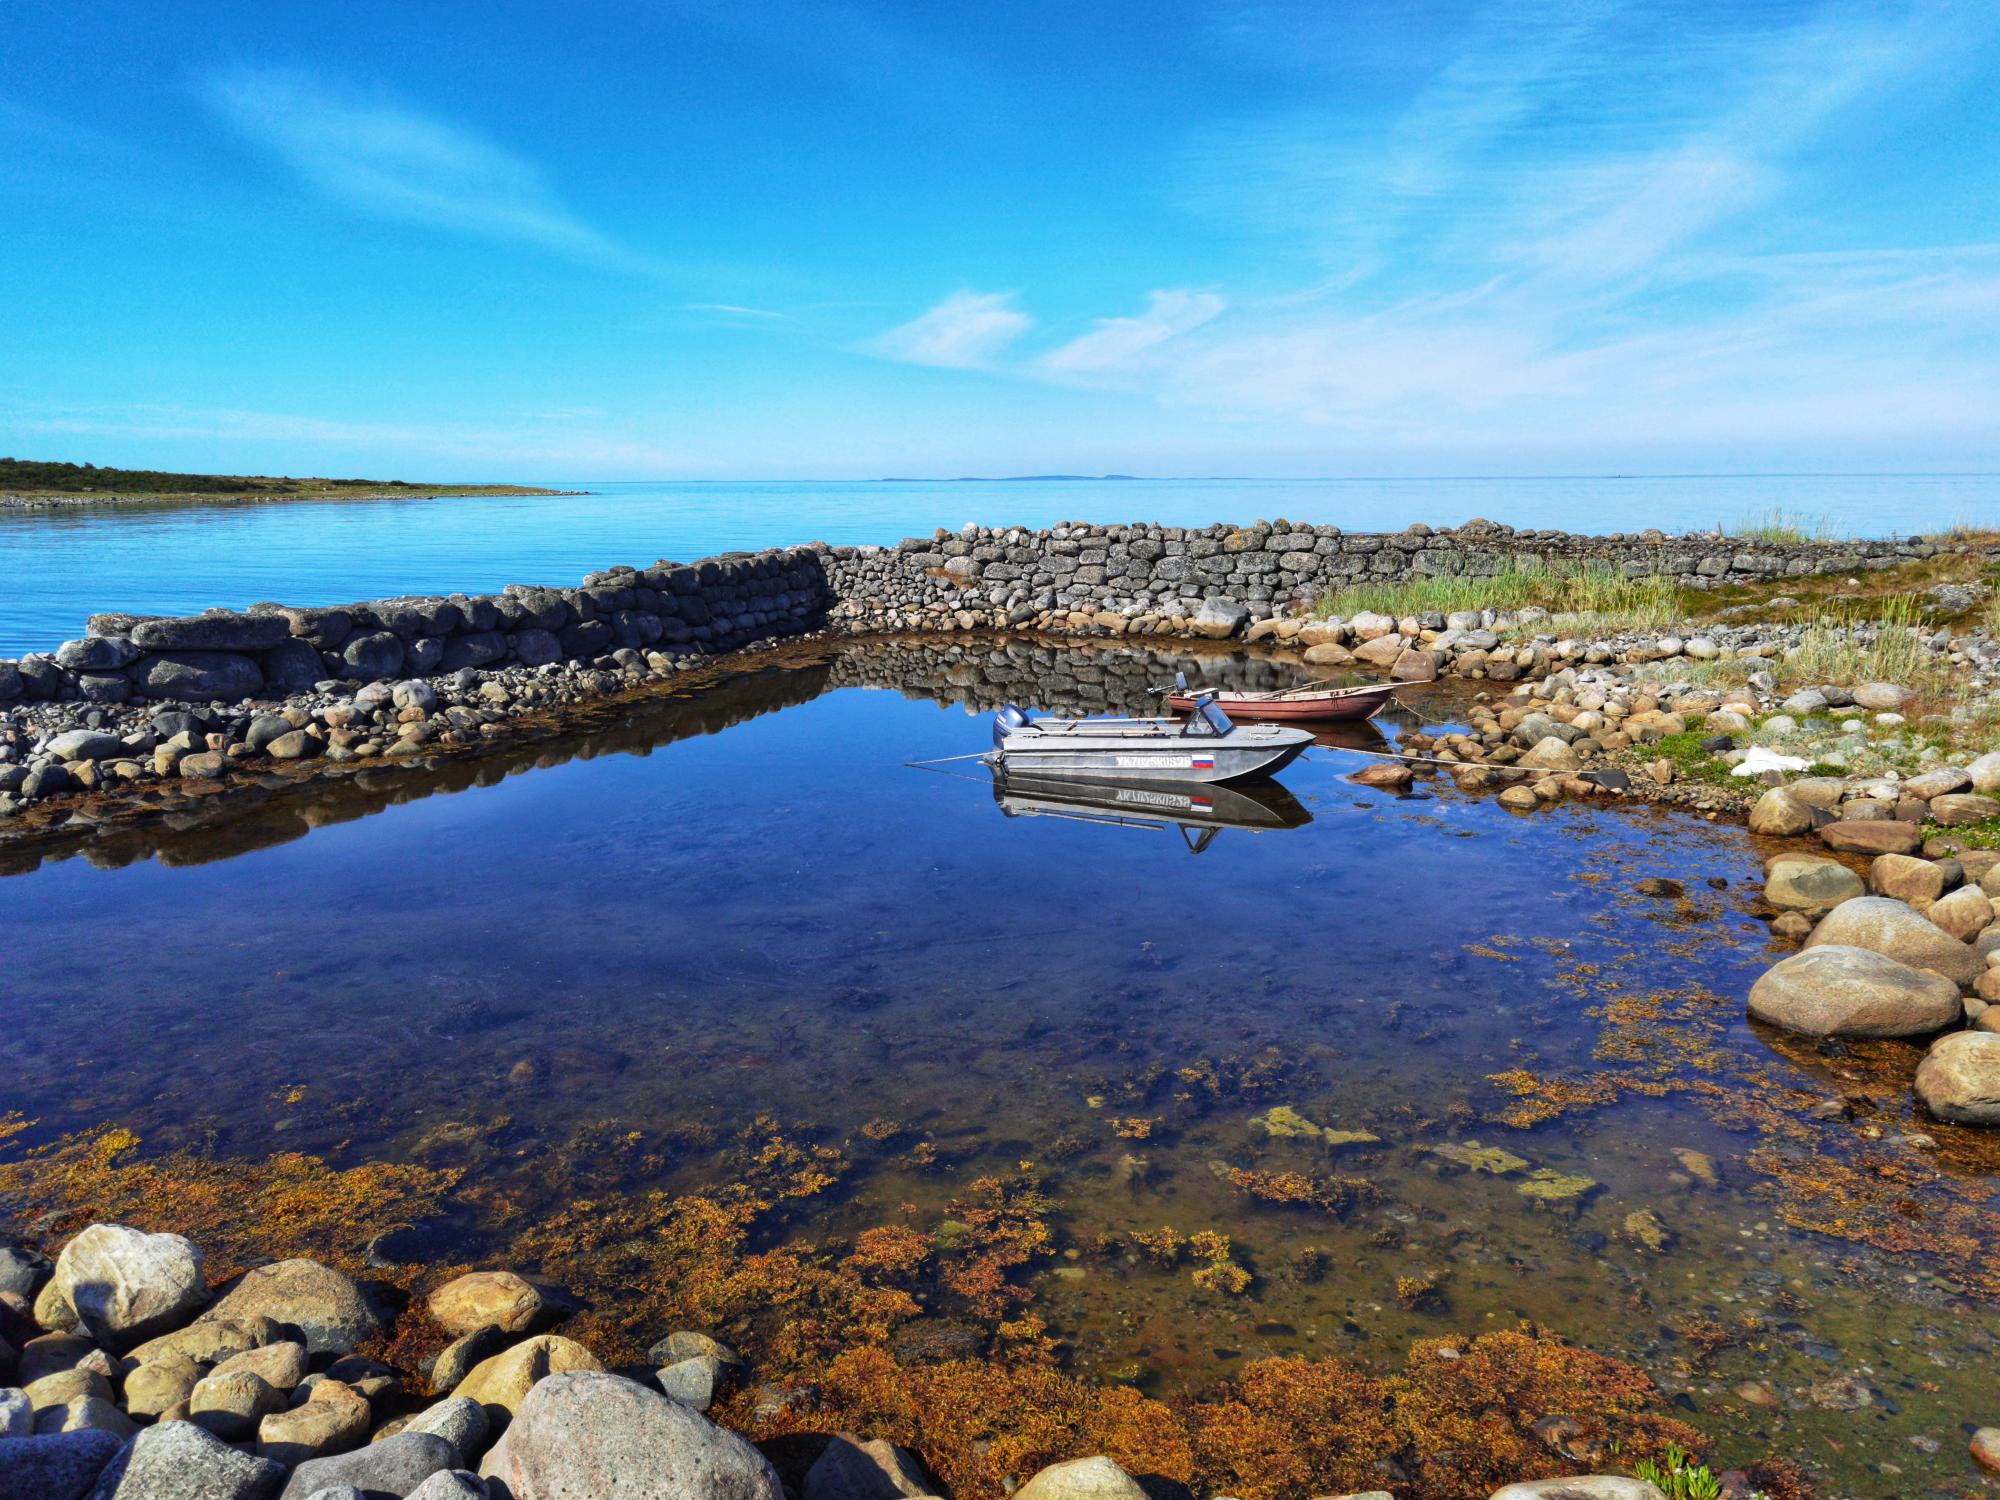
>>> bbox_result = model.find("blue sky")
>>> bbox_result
[3,1,1999,479]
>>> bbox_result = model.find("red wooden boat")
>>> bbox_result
[1161,677,1400,723]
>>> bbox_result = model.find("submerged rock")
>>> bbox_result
[1517,1169,1598,1203]
[1430,1142,1529,1174]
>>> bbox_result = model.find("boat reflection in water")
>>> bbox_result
[990,772,1311,854]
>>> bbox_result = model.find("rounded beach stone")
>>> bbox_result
[1972,1425,2000,1471]
[189,1368,283,1440]
[1749,946,1963,1037]
[1931,792,2000,826]
[122,1354,201,1420]
[1805,896,1981,985]
[201,1260,380,1355]
[35,1394,134,1442]
[394,1394,489,1466]
[804,1433,932,1500]
[1488,1480,1667,1500]
[211,1339,309,1391]
[256,1377,371,1467]
[1870,853,1948,907]
[476,1371,781,1500]
[1916,1031,2000,1125]
[1764,853,1863,913]
[427,1271,543,1337]
[1819,820,1924,856]
[452,1334,602,1426]
[1013,1456,1148,1500]
[1748,787,1813,836]
[1930,885,1996,943]
[46,1225,207,1350]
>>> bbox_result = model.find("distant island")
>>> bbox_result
[0,457,566,510]
[877,473,1145,483]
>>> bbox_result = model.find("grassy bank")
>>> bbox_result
[0,457,563,505]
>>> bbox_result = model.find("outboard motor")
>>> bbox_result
[993,704,1029,748]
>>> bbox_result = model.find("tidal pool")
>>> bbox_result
[2,639,1996,1498]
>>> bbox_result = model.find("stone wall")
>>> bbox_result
[0,520,1979,706]
[0,548,835,707]
[819,518,1970,638]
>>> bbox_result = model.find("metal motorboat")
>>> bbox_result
[992,772,1311,853]
[988,695,1312,784]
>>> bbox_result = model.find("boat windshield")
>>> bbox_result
[1185,701,1233,736]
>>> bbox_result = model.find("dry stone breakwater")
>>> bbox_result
[1,518,1995,832]
[0,1221,1683,1500]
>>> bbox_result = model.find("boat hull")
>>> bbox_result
[1163,683,1397,722]
[993,728,1310,784]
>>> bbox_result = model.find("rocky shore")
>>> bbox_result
[0,1220,1697,1500]
[2,520,1995,839]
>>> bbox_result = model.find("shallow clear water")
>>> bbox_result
[3,472,1997,655]
[2,640,1996,1496]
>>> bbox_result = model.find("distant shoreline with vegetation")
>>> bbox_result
[0,457,568,511]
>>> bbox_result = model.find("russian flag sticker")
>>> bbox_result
[1191,794,1213,812]
[1191,754,1215,770]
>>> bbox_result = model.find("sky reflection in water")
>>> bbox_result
[0,641,1993,1495]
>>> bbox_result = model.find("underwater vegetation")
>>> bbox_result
[737,1330,1708,1500]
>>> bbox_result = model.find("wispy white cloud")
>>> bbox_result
[201,67,651,271]
[865,291,1032,368]
[685,303,788,319]
[1038,290,1226,378]
[899,1,2000,455]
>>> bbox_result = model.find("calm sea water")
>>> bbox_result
[1,639,1994,1494]
[0,473,1995,657]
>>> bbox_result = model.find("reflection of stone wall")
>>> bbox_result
[0,549,834,709]
[821,519,1979,637]
[0,662,835,878]
[4,518,1983,706]
[828,639,1303,718]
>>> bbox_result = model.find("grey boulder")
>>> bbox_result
[405,1476,488,1500]
[400,1395,489,1465]
[478,1371,782,1500]
[279,1432,458,1500]
[135,652,264,702]
[47,1224,207,1350]
[201,1260,381,1355]
[0,1429,123,1500]
[131,614,290,652]
[43,730,125,763]
[84,1420,284,1500]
